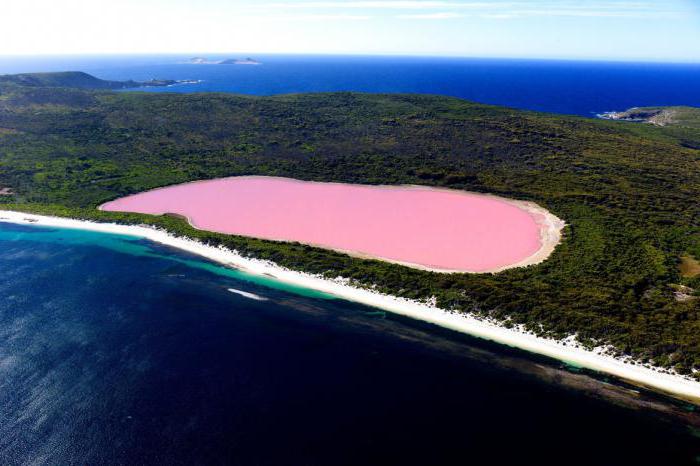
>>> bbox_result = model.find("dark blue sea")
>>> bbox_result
[1,54,699,116]
[1,222,700,465]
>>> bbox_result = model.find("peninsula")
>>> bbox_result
[598,105,700,128]
[0,71,187,90]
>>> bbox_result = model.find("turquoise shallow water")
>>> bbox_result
[0,222,332,299]
[1,221,700,465]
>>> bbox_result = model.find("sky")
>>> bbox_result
[1,0,699,61]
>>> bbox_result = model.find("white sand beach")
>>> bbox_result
[1,209,699,402]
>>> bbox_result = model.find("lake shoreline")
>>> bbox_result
[99,175,566,274]
[1,209,699,403]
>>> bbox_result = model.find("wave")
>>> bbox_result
[227,288,268,301]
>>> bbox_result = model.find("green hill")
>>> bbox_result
[0,71,176,90]
[600,106,700,150]
[601,106,700,129]
[0,77,699,376]
[0,71,136,89]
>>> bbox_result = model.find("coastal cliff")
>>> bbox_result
[599,105,700,128]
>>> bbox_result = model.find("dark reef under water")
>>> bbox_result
[1,222,699,465]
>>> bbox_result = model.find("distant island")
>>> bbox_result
[188,57,261,65]
[0,71,196,90]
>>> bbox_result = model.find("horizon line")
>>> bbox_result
[0,51,698,65]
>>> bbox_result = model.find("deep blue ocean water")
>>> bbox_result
[1,222,699,465]
[1,54,699,116]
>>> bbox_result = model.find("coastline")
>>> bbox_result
[100,175,567,274]
[1,209,699,403]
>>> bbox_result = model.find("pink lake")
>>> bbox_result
[101,176,547,273]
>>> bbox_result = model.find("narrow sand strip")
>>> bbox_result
[1,209,698,403]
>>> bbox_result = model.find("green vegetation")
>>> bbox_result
[1,73,699,375]
[0,71,136,90]
[603,106,700,129]
[681,255,700,279]
[602,106,700,151]
[0,71,175,90]
[654,106,700,129]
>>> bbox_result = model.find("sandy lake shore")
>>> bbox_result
[100,176,566,274]
[1,209,699,403]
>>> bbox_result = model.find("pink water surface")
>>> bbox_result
[101,176,544,272]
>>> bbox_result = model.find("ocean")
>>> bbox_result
[1,54,699,116]
[0,222,699,465]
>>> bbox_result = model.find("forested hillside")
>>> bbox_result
[1,75,699,375]
[0,71,175,91]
